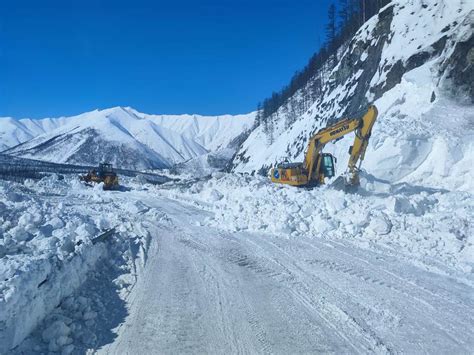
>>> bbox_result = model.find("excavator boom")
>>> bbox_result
[304,116,361,182]
[346,105,378,185]
[270,105,378,188]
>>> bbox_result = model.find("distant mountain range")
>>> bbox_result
[0,107,254,170]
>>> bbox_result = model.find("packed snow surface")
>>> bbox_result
[1,168,473,354]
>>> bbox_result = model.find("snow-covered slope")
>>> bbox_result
[1,108,254,170]
[232,0,474,192]
[0,117,64,151]
[135,110,255,152]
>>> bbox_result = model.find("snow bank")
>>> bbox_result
[170,148,237,178]
[162,174,473,274]
[0,175,157,352]
[318,92,474,193]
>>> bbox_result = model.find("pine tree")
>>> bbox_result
[288,98,298,127]
[349,0,361,31]
[256,102,262,127]
[360,0,366,23]
[268,115,275,145]
[325,3,337,67]
[263,115,269,138]
[282,104,291,130]
[338,0,350,29]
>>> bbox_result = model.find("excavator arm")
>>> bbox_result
[271,105,378,187]
[346,105,378,185]
[304,116,362,182]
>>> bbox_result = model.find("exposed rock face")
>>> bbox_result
[441,29,474,102]
[333,4,395,117]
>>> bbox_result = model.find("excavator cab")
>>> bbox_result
[319,153,336,179]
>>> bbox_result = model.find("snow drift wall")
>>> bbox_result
[0,176,155,352]
[0,241,106,352]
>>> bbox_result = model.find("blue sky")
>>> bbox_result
[0,0,332,118]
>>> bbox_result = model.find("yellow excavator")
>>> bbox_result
[270,105,378,188]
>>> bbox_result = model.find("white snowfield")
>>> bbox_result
[1,170,473,354]
[0,117,60,152]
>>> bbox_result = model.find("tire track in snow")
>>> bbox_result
[173,227,358,353]
[99,195,474,354]
[302,237,474,311]
[239,234,393,354]
[197,230,386,353]
[296,237,474,333]
[258,235,473,351]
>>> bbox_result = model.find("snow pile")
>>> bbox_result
[170,148,236,178]
[162,173,473,274]
[0,175,161,353]
[324,96,474,192]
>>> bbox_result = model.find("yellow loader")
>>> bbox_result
[80,163,119,190]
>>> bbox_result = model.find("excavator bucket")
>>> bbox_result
[329,175,359,193]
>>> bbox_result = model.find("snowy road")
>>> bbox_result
[99,193,474,354]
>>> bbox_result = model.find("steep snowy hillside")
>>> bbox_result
[232,0,474,192]
[135,110,255,152]
[0,117,64,151]
[1,108,254,170]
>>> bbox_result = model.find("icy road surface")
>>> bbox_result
[100,193,473,354]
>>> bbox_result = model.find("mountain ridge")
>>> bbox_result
[0,107,255,170]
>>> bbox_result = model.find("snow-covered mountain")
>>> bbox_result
[138,110,257,152]
[0,117,65,151]
[0,107,255,170]
[232,0,474,192]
